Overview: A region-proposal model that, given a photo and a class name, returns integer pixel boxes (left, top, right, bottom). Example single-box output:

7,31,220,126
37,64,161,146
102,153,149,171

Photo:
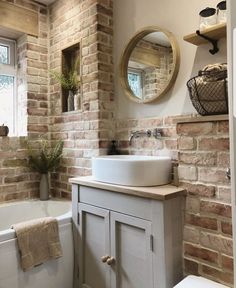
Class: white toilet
174,275,229,288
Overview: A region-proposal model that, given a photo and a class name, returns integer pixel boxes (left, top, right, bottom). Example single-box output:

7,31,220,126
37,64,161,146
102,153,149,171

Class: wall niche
61,42,81,113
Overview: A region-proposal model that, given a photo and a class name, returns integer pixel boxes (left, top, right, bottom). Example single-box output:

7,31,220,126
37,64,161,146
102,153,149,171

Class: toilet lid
174,275,229,288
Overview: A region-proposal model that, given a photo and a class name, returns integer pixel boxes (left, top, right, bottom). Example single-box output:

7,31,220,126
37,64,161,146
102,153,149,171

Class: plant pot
40,173,49,201
67,90,75,111
74,93,81,110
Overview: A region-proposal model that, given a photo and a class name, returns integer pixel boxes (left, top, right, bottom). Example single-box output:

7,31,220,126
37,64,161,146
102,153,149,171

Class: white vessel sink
92,155,172,186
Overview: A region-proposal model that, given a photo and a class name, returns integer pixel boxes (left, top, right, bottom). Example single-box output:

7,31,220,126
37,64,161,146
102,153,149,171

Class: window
128,68,143,99
0,45,9,64
0,38,16,136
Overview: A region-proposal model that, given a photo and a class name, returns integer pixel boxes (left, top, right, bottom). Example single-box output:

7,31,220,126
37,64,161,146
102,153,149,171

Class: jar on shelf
199,7,217,31
217,1,226,24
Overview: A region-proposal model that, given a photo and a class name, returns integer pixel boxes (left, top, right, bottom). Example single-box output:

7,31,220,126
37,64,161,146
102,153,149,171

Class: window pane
0,75,14,134
128,71,142,98
0,45,9,64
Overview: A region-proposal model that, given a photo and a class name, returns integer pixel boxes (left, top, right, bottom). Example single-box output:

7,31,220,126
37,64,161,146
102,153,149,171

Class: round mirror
120,26,180,103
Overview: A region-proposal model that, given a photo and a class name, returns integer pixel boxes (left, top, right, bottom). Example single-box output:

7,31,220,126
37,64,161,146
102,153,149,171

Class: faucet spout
129,131,137,145
129,129,151,145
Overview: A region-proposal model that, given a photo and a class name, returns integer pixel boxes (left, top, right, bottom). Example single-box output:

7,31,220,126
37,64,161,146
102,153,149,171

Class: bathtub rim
0,197,71,208
0,199,72,242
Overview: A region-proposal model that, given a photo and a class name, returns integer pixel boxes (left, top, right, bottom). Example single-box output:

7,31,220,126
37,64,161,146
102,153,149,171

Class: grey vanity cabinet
78,203,153,288
71,181,184,288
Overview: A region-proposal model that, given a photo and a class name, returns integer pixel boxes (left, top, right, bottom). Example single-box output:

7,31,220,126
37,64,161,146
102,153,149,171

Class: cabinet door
78,203,110,288
110,212,153,288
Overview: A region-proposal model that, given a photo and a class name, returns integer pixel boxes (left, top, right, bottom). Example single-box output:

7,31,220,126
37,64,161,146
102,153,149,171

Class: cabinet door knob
101,255,110,263
106,257,115,265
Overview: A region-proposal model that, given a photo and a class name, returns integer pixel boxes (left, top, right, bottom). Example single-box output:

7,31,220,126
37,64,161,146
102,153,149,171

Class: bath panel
0,200,73,288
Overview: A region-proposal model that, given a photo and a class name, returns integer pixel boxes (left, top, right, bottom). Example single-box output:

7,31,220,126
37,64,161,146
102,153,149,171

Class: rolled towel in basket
12,217,62,271
202,63,227,82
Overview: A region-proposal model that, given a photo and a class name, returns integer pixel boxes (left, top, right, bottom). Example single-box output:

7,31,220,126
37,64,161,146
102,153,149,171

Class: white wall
113,0,227,119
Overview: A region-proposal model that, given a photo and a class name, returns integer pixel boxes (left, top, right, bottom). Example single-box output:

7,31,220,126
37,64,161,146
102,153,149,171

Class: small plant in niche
27,138,64,200
50,57,80,111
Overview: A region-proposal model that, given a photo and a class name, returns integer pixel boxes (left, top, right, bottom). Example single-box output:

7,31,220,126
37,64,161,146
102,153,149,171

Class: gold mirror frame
120,26,180,104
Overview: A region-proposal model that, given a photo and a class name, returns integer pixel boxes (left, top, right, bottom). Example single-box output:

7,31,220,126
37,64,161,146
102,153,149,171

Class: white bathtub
0,199,73,288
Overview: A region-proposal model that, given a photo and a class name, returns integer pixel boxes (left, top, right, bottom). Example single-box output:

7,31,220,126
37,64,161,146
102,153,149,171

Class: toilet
174,275,229,288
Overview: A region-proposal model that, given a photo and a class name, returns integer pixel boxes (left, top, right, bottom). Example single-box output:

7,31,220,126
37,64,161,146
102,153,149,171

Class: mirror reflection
128,32,173,100
120,27,180,103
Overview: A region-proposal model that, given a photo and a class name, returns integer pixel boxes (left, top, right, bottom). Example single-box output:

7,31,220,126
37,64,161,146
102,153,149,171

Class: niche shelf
61,42,81,113
183,23,226,54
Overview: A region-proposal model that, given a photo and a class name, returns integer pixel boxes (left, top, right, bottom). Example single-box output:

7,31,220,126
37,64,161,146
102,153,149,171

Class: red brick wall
0,0,49,202
0,0,114,201
177,120,232,286
49,0,114,198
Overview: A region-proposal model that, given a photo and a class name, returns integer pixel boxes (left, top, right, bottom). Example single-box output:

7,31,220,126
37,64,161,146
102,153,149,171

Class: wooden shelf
183,23,226,46
174,114,228,124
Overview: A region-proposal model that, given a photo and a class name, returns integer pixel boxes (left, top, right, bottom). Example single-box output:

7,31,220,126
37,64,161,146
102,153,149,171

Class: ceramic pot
199,7,217,31
74,93,81,110
40,173,49,200
217,1,226,24
67,90,75,111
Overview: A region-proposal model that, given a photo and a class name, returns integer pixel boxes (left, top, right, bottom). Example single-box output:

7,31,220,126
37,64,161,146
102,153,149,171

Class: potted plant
50,58,80,111
27,139,64,200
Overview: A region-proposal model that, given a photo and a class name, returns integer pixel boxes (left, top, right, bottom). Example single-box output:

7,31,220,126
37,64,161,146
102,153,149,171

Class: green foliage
27,139,64,174
50,58,80,94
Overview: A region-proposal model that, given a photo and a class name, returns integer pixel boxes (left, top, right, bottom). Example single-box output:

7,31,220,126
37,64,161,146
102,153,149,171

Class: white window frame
0,37,17,136
128,67,144,99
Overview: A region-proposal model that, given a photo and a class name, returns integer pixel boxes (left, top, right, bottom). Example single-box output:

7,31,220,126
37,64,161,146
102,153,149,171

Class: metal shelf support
196,30,219,55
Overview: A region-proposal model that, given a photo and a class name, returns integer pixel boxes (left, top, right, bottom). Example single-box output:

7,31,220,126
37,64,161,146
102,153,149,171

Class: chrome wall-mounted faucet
129,128,163,145
129,129,152,145
153,128,163,139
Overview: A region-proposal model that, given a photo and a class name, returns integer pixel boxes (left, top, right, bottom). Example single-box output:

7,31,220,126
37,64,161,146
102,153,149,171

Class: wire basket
187,69,228,115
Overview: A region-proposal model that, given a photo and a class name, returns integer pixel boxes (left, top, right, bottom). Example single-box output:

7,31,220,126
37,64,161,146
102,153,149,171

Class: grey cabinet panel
110,212,153,288
79,204,110,288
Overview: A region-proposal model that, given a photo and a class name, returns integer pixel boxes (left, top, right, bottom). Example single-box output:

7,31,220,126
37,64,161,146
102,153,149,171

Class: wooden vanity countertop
69,176,186,201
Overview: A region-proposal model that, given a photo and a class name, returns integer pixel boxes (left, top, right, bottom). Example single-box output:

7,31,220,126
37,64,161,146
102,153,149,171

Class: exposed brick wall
0,136,40,201
177,120,232,286
49,0,114,198
0,0,49,203
115,115,232,287
1,0,114,202
115,115,182,160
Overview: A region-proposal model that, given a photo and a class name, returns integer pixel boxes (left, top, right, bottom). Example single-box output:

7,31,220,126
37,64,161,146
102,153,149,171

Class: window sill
62,109,82,115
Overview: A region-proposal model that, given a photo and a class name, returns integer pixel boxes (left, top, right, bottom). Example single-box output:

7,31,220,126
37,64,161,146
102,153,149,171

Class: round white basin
92,155,172,186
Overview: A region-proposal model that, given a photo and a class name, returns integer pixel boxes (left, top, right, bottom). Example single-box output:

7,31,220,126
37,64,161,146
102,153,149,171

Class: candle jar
199,7,217,31
217,1,226,24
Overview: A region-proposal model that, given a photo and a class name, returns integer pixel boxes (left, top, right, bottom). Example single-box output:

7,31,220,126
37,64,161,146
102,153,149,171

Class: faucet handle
146,129,152,137
153,128,162,139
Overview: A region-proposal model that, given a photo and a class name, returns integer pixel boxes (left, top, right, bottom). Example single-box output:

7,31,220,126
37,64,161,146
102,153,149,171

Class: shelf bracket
196,30,219,55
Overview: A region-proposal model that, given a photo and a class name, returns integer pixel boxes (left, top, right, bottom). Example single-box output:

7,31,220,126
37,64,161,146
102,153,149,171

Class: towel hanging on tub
12,217,63,271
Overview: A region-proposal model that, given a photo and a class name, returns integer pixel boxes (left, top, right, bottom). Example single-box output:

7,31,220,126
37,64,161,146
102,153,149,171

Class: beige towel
12,217,63,271
202,63,227,82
